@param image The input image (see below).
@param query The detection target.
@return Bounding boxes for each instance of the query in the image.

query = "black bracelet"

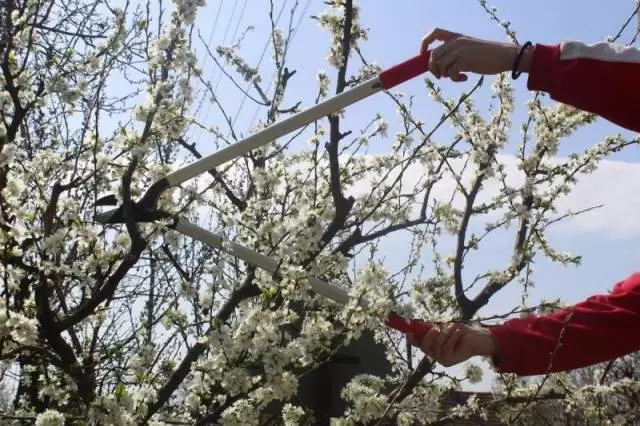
[511,41,532,80]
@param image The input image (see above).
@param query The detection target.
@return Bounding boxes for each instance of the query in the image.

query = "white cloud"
[346,153,640,239]
[169,150,640,240]
[551,159,640,237]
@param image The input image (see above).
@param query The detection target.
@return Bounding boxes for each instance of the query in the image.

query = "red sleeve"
[527,41,640,132]
[489,273,640,376]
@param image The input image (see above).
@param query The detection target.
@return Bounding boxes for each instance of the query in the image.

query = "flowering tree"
[488,352,640,425]
[0,0,638,424]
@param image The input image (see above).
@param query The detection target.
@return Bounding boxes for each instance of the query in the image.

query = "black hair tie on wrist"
[511,41,532,80]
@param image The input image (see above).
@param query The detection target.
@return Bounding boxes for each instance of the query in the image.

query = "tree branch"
[57,158,147,331]
[37,182,96,405]
[177,136,247,210]
[144,269,260,421]
[316,0,355,255]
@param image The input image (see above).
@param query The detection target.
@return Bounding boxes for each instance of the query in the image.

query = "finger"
[439,50,461,79]
[430,52,447,79]
[431,326,451,361]
[444,65,467,82]
[429,41,458,79]
[420,28,461,53]
[429,53,441,79]
[441,326,464,362]
[450,72,468,82]
[420,328,439,356]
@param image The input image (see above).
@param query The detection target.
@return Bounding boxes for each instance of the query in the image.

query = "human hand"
[420,28,533,82]
[407,323,497,367]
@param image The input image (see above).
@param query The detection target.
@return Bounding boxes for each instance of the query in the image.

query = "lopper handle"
[385,311,433,340]
[379,51,431,90]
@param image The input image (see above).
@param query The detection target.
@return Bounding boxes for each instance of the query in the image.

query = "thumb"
[420,28,462,53]
[450,73,468,82]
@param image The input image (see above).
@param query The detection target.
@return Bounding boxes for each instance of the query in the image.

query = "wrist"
[476,328,499,357]
[511,41,533,79]
[518,43,534,73]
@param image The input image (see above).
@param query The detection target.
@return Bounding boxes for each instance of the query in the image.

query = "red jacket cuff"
[488,324,524,374]
[526,43,560,94]
[489,326,513,373]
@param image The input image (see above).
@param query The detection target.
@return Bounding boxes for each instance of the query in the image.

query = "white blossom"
[35,410,65,426]
[0,143,16,167]
[0,0,631,424]
[464,363,483,384]
[220,400,259,426]
[282,404,306,425]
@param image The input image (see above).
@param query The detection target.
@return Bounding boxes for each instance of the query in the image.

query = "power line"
[189,0,243,145]
[246,0,312,130]
[187,0,225,139]
[229,0,250,48]
[210,0,249,95]
[229,0,292,132]
[200,0,226,81]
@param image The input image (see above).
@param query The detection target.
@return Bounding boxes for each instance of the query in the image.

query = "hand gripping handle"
[379,51,431,90]
[385,311,432,340]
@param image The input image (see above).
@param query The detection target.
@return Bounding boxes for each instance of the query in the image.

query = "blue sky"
[187,1,640,390]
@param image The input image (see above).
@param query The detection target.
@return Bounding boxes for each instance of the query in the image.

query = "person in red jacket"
[407,28,640,376]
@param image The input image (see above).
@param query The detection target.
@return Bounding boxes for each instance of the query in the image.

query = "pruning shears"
[96,51,435,340]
